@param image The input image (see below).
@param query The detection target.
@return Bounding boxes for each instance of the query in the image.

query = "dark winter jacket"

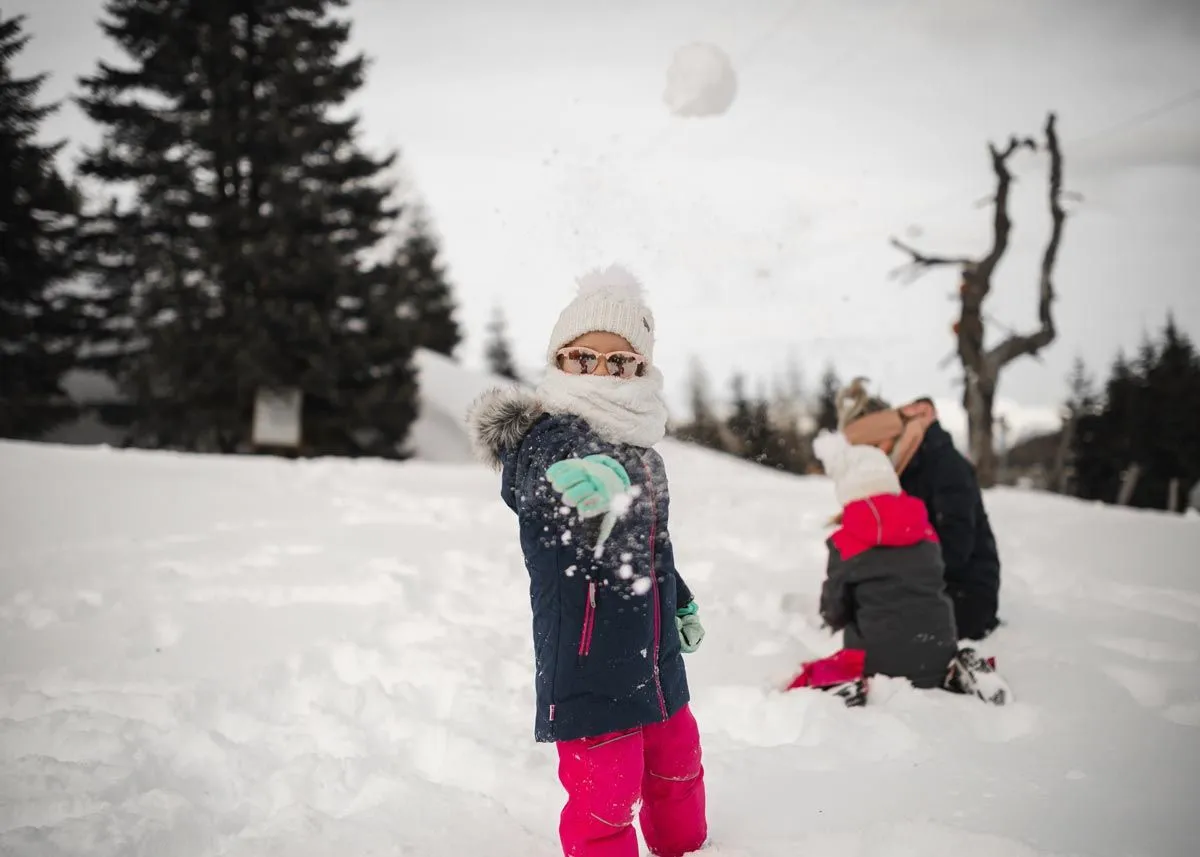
[468,387,692,743]
[821,493,959,689]
[900,420,1001,639]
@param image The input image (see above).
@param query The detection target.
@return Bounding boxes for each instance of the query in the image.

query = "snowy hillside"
[408,349,518,463]
[2,428,1199,855]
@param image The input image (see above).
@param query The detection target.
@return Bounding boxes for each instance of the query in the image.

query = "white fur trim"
[465,386,543,470]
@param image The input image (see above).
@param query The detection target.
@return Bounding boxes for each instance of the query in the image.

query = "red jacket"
[830,493,940,560]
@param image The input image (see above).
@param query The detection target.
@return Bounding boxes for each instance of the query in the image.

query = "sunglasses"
[555,346,647,379]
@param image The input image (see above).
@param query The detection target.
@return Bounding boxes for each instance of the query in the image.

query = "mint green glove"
[676,601,704,653]
[545,454,631,519]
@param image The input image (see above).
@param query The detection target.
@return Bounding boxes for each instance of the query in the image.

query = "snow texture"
[1,361,1198,856]
[663,42,738,118]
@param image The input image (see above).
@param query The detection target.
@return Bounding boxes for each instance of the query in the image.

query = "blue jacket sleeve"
[503,418,625,524]
[646,455,694,610]
[655,529,694,610]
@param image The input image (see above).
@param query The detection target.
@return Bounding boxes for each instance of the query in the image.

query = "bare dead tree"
[890,112,1066,487]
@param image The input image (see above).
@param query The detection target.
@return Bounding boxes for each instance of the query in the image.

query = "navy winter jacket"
[900,420,1002,639]
[468,388,693,743]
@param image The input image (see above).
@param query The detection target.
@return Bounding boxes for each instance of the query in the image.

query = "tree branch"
[887,237,974,284]
[888,135,1033,285]
[987,113,1063,371]
[978,135,1037,281]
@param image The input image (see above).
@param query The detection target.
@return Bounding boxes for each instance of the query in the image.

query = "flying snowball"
[663,42,737,118]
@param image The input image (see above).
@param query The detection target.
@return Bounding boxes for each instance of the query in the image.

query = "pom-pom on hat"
[545,264,656,365]
[813,429,902,508]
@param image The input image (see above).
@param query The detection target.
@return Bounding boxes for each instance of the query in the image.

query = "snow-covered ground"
[2,404,1199,855]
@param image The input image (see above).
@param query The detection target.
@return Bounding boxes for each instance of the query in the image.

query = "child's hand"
[545,454,631,519]
[676,601,704,653]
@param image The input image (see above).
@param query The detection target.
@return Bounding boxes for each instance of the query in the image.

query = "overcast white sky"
[10,0,1200,428]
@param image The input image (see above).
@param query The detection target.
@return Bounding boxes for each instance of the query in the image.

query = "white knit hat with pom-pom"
[812,429,901,508]
[545,265,656,365]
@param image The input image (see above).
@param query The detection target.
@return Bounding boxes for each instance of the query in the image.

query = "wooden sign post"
[252,387,303,454]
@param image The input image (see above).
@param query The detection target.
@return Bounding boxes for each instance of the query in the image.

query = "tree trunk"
[964,370,998,488]
[1117,464,1141,506]
[890,115,1064,493]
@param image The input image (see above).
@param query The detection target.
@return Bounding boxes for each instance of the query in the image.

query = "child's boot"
[944,646,1011,705]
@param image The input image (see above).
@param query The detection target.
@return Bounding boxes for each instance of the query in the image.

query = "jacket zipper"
[640,457,668,720]
[577,581,597,658]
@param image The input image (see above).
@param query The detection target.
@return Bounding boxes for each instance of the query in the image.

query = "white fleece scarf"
[536,366,669,448]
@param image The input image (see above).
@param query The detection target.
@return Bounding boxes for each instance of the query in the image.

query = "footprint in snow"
[1094,636,1197,664]
[1163,702,1200,727]
[1094,583,1200,627]
[1102,665,1200,728]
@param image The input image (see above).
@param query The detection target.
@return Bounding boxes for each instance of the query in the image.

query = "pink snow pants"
[555,705,707,857]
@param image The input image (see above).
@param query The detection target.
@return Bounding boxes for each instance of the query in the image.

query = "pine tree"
[1088,352,1139,502]
[0,15,83,439]
[744,395,774,465]
[815,363,841,432]
[762,408,811,474]
[674,358,725,451]
[1064,356,1098,418]
[392,206,460,357]
[1057,356,1097,494]
[76,0,417,456]
[1143,315,1200,509]
[484,306,520,381]
[1073,318,1200,511]
[720,369,758,458]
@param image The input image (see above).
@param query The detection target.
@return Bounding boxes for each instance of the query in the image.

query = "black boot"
[944,647,1011,705]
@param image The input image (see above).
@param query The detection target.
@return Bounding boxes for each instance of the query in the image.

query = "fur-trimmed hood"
[466,386,544,470]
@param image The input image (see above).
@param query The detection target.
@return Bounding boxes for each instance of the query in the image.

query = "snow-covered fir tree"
[390,206,460,358]
[484,306,520,382]
[77,0,422,457]
[814,363,842,432]
[0,14,84,439]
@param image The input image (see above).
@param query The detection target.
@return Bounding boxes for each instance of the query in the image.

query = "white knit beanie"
[545,265,656,365]
[812,430,901,508]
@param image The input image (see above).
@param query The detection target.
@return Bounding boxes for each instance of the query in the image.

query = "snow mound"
[410,348,525,463]
[0,437,1198,855]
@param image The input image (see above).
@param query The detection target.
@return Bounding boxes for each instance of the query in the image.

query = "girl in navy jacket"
[468,266,707,857]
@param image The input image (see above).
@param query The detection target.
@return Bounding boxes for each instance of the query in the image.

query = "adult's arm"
[927,451,981,583]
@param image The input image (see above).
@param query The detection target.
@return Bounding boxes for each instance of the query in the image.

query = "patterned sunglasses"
[555,346,647,379]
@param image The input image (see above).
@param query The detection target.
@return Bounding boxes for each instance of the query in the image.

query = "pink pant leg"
[639,705,707,857]
[556,728,644,857]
